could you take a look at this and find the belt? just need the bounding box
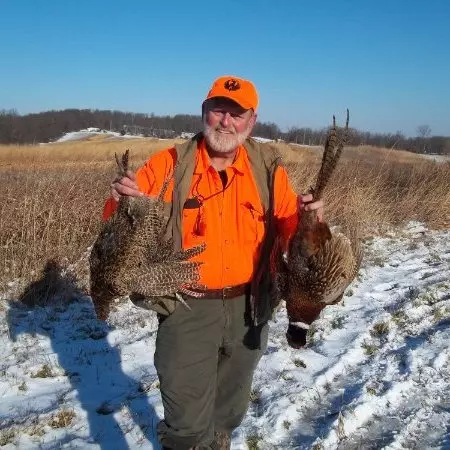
[188,283,250,299]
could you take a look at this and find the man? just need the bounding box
[104,75,323,449]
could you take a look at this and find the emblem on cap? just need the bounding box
[224,79,240,91]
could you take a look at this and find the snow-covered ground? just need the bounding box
[1,223,449,449]
[421,154,450,163]
[252,137,276,144]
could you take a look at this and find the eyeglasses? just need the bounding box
[208,108,249,122]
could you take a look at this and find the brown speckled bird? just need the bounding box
[89,150,205,320]
[276,110,362,348]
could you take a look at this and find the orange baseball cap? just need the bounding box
[204,75,259,111]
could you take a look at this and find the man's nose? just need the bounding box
[220,112,232,127]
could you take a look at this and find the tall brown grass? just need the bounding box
[0,137,449,293]
[0,137,183,168]
[282,143,450,232]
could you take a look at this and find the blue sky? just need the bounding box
[1,0,449,137]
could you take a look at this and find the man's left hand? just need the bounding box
[299,194,324,222]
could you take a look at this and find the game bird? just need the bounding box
[89,150,205,320]
[276,110,362,348]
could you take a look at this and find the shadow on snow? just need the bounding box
[7,260,160,449]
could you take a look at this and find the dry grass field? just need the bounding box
[1,136,449,293]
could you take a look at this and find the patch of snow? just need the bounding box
[252,136,275,143]
[421,154,450,163]
[54,129,145,143]
[289,143,323,150]
[179,132,195,139]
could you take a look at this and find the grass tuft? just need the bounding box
[0,428,16,446]
[361,341,378,356]
[370,321,390,336]
[18,381,28,392]
[293,358,307,368]
[246,433,262,450]
[31,364,53,378]
[48,409,76,428]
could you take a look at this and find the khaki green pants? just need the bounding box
[154,294,269,449]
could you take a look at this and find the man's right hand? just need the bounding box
[110,170,144,201]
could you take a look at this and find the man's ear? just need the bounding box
[248,112,258,131]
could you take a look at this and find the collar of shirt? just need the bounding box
[194,137,246,175]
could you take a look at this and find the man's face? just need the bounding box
[203,98,257,153]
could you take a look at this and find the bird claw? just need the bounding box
[175,292,191,310]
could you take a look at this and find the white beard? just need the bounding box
[203,120,252,154]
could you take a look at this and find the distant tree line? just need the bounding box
[0,109,204,144]
[0,109,448,155]
[279,125,450,155]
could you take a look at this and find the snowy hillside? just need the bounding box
[51,128,277,145]
[1,223,449,449]
[54,128,144,143]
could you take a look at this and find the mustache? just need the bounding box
[213,126,236,134]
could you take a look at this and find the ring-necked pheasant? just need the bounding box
[89,150,205,320]
[275,110,362,348]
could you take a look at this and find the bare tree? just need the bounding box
[416,125,432,152]
[416,124,431,138]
